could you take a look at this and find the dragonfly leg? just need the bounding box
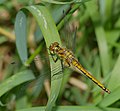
[53,57,58,63]
[51,54,58,63]
[63,60,70,67]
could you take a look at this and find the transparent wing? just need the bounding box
[59,13,78,53]
[8,54,64,98]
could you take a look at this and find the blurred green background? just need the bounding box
[0,0,120,111]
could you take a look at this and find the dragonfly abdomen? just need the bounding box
[73,60,110,94]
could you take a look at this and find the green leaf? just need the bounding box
[0,70,35,97]
[20,5,63,111]
[105,0,113,18]
[98,54,120,107]
[99,85,120,107]
[85,0,110,76]
[108,54,120,91]
[16,106,120,111]
[95,26,110,75]
[15,11,28,65]
[41,0,91,4]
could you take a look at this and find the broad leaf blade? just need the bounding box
[15,11,28,64]
[24,5,63,111]
[99,54,120,107]
[0,70,35,97]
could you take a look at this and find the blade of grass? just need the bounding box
[16,106,120,111]
[98,54,120,107]
[15,11,28,65]
[20,4,63,111]
[41,0,91,4]
[105,0,113,19]
[85,0,110,77]
[52,5,71,24]
[99,85,120,107]
[0,70,35,97]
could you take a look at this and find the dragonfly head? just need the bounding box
[49,42,60,54]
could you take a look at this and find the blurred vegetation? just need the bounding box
[0,0,120,111]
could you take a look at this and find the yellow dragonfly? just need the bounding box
[49,42,110,94]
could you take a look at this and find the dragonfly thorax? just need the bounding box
[49,42,60,55]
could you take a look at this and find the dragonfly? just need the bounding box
[49,42,110,94]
